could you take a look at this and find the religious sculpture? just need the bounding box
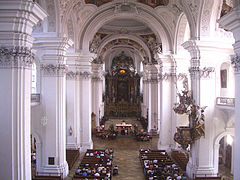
[173,90,206,150]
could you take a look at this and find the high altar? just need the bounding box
[104,52,141,117]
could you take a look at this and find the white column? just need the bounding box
[158,66,173,150]
[78,55,93,152]
[91,63,103,127]
[157,75,162,134]
[142,74,149,118]
[66,70,81,150]
[217,7,240,180]
[232,55,240,180]
[0,2,46,180]
[231,141,234,174]
[34,37,73,177]
[145,65,158,132]
[183,40,217,178]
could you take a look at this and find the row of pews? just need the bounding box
[73,149,114,180]
[66,149,80,170]
[171,150,222,180]
[139,149,187,180]
[171,150,189,171]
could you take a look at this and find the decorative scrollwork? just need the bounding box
[231,54,240,72]
[200,67,215,78]
[173,90,206,150]
[89,34,102,54]
[0,46,34,68]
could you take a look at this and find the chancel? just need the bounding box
[0,0,239,180]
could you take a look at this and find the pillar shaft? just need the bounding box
[77,55,93,152]
[34,37,73,177]
[91,63,103,127]
[0,1,46,180]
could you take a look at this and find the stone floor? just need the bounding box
[65,118,233,180]
[66,118,158,180]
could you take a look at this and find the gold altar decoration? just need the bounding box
[173,90,206,150]
[104,52,141,118]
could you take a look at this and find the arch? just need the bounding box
[97,34,152,62]
[31,132,43,175]
[174,13,190,54]
[180,0,205,39]
[78,2,173,54]
[213,129,234,174]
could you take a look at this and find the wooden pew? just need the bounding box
[66,149,80,170]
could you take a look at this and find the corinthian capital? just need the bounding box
[41,64,68,76]
[0,46,34,68]
[231,54,240,72]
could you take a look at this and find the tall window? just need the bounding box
[32,63,37,93]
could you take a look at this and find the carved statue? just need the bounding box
[89,34,102,53]
[173,90,206,150]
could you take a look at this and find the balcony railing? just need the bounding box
[216,97,235,107]
[31,93,40,103]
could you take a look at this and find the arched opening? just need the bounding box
[175,13,191,55]
[31,133,42,178]
[218,135,234,178]
[213,131,234,177]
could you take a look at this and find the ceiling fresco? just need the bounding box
[85,0,169,8]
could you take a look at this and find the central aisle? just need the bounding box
[93,133,159,180]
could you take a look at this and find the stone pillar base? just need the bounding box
[158,141,171,152]
[187,161,216,179]
[66,143,80,150]
[37,162,69,178]
[80,141,93,153]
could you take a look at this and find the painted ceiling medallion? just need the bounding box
[85,0,169,8]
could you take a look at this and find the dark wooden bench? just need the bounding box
[66,149,80,170]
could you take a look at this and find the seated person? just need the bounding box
[113,165,118,175]
[76,169,81,174]
[94,172,100,177]
[82,171,87,176]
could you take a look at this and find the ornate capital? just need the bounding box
[66,71,78,80]
[231,54,240,72]
[79,71,92,79]
[41,64,68,76]
[158,73,173,80]
[0,46,34,69]
[147,77,158,83]
[92,76,103,82]
[92,73,103,81]
[189,66,200,77]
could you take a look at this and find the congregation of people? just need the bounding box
[139,149,187,180]
[95,120,152,141]
[73,149,114,180]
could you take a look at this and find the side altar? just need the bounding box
[104,52,141,118]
